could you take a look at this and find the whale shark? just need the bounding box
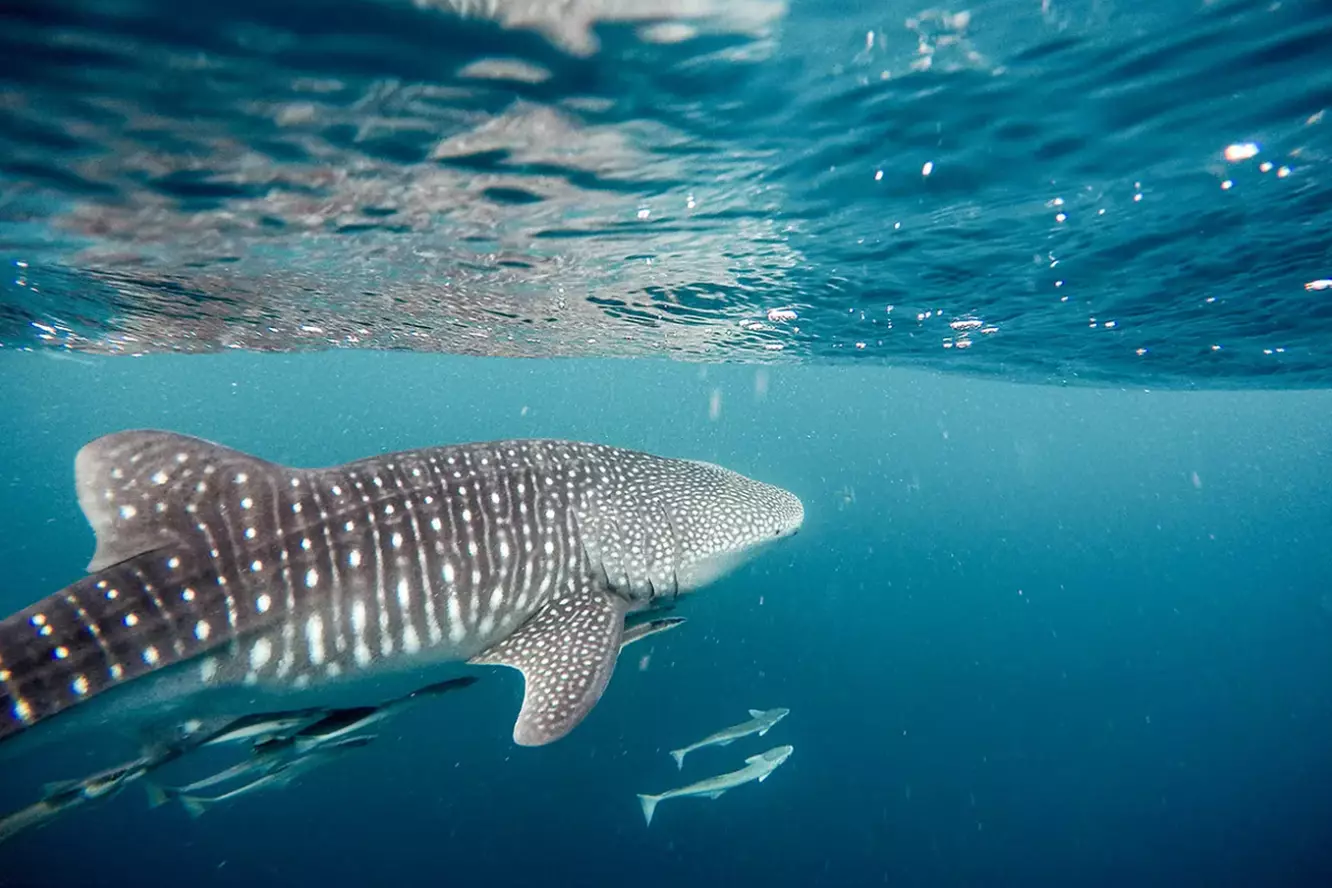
[0,431,802,754]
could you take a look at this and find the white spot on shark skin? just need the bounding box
[402,625,421,654]
[119,505,137,519]
[71,675,90,696]
[349,550,362,568]
[305,568,319,588]
[123,613,139,628]
[392,532,403,549]
[301,538,311,551]
[235,472,248,484]
[199,657,218,682]
[306,614,326,664]
[109,664,124,680]
[251,560,263,573]
[250,637,273,670]
[53,645,69,660]
[195,620,211,641]
[443,563,455,584]
[241,497,253,510]
[244,527,257,540]
[142,646,160,666]
[397,578,411,609]
[256,593,272,614]
[181,587,195,602]
[431,517,442,532]
[292,502,303,514]
[447,597,465,643]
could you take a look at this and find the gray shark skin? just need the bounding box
[637,744,794,827]
[669,706,790,770]
[0,431,802,751]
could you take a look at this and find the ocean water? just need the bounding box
[1,353,1330,886]
[1,0,1332,885]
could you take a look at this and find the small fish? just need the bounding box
[669,707,790,770]
[268,676,478,756]
[172,736,374,818]
[620,616,686,649]
[0,754,166,844]
[0,792,82,845]
[198,709,329,748]
[637,745,794,827]
[151,677,478,804]
[145,742,296,808]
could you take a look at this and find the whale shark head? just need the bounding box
[663,458,803,592]
[575,449,803,602]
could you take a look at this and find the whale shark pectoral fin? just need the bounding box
[471,574,628,747]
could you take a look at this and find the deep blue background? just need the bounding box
[1,351,1329,886]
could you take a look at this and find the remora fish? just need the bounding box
[267,675,477,755]
[669,707,790,770]
[0,432,802,751]
[171,735,373,818]
[637,744,794,827]
[151,676,478,804]
[0,754,165,843]
[620,616,685,649]
[147,746,293,807]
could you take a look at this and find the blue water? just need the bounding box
[1,352,1330,885]
[2,0,1332,884]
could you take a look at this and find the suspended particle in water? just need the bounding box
[753,369,769,401]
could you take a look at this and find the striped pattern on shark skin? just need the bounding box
[0,430,803,747]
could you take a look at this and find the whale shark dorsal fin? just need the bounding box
[471,572,628,746]
[75,430,285,571]
[745,753,765,766]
